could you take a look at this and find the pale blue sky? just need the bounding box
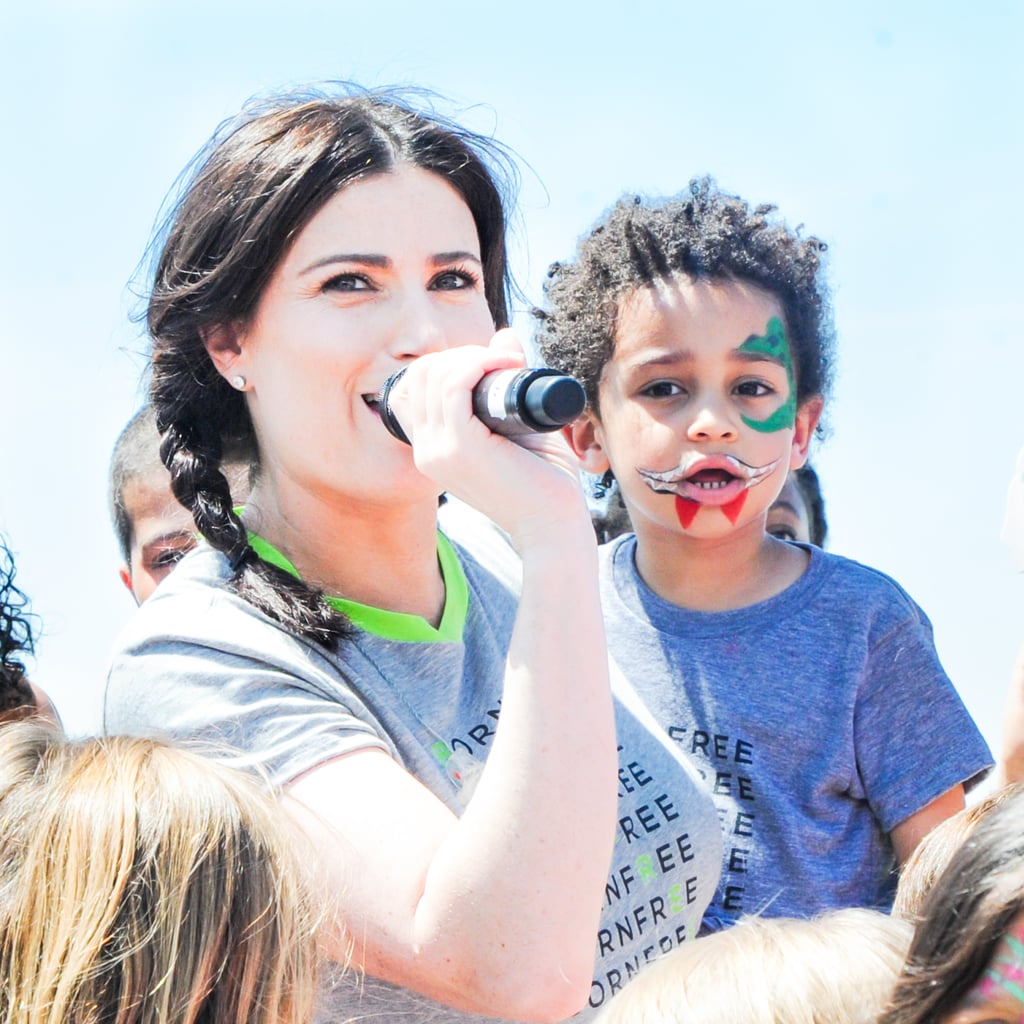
[3,0,1022,758]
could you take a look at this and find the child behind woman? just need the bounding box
[537,178,992,930]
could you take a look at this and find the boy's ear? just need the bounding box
[565,413,612,475]
[201,322,248,384]
[790,396,824,469]
[118,563,136,598]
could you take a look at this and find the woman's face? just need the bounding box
[943,910,1024,1024]
[209,165,496,508]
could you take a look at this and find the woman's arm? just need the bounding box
[286,336,618,1020]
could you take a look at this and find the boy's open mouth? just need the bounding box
[687,468,736,491]
[637,453,780,507]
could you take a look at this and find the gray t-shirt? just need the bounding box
[598,534,993,930]
[104,509,721,1022]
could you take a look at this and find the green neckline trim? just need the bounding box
[245,529,467,643]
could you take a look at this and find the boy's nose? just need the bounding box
[685,399,739,442]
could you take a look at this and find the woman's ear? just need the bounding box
[790,396,824,469]
[201,323,248,384]
[565,412,612,475]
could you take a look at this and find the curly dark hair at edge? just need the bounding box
[143,86,517,649]
[793,464,828,548]
[535,177,836,425]
[0,540,37,717]
[877,783,1024,1024]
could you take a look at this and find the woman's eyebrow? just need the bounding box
[299,253,391,276]
[430,251,482,266]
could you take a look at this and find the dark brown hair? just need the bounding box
[145,87,516,646]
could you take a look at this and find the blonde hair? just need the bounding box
[0,722,320,1024]
[595,909,912,1024]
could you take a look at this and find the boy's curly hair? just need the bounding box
[0,540,36,716]
[535,177,835,423]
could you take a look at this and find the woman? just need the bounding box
[104,88,721,1023]
[0,722,318,1024]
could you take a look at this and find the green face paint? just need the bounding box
[738,316,797,433]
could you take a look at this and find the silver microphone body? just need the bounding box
[378,367,586,445]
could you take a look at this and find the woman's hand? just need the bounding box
[384,328,592,549]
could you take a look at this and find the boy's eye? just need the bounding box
[640,380,684,399]
[767,525,797,542]
[150,544,194,571]
[735,380,775,398]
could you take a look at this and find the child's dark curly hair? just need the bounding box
[535,177,835,424]
[0,540,36,717]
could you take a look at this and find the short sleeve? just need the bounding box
[852,605,992,832]
[104,613,393,787]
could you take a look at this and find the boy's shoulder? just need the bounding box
[599,533,931,632]
[806,546,929,620]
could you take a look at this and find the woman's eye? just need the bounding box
[768,526,797,542]
[640,381,684,399]
[322,273,373,293]
[431,269,478,291]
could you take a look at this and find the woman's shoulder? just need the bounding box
[106,543,325,688]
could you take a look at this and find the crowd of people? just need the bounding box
[1,84,1021,1024]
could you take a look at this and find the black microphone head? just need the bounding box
[521,372,586,429]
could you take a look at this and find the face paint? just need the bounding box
[739,317,797,433]
[676,497,701,529]
[722,491,749,524]
[652,457,770,530]
[639,453,780,496]
[978,930,1024,1006]
[956,919,1024,1023]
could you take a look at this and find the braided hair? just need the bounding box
[535,177,835,421]
[145,88,516,647]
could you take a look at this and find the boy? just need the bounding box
[537,179,992,928]
[109,405,250,604]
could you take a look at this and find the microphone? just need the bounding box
[378,367,586,445]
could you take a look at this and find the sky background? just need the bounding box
[2,1,1021,764]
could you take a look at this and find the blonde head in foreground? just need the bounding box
[595,909,911,1024]
[0,722,320,1024]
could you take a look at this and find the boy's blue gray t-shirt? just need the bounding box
[598,533,992,929]
[103,506,722,1024]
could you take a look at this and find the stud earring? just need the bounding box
[230,375,247,391]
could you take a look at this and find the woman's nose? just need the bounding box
[390,292,455,361]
